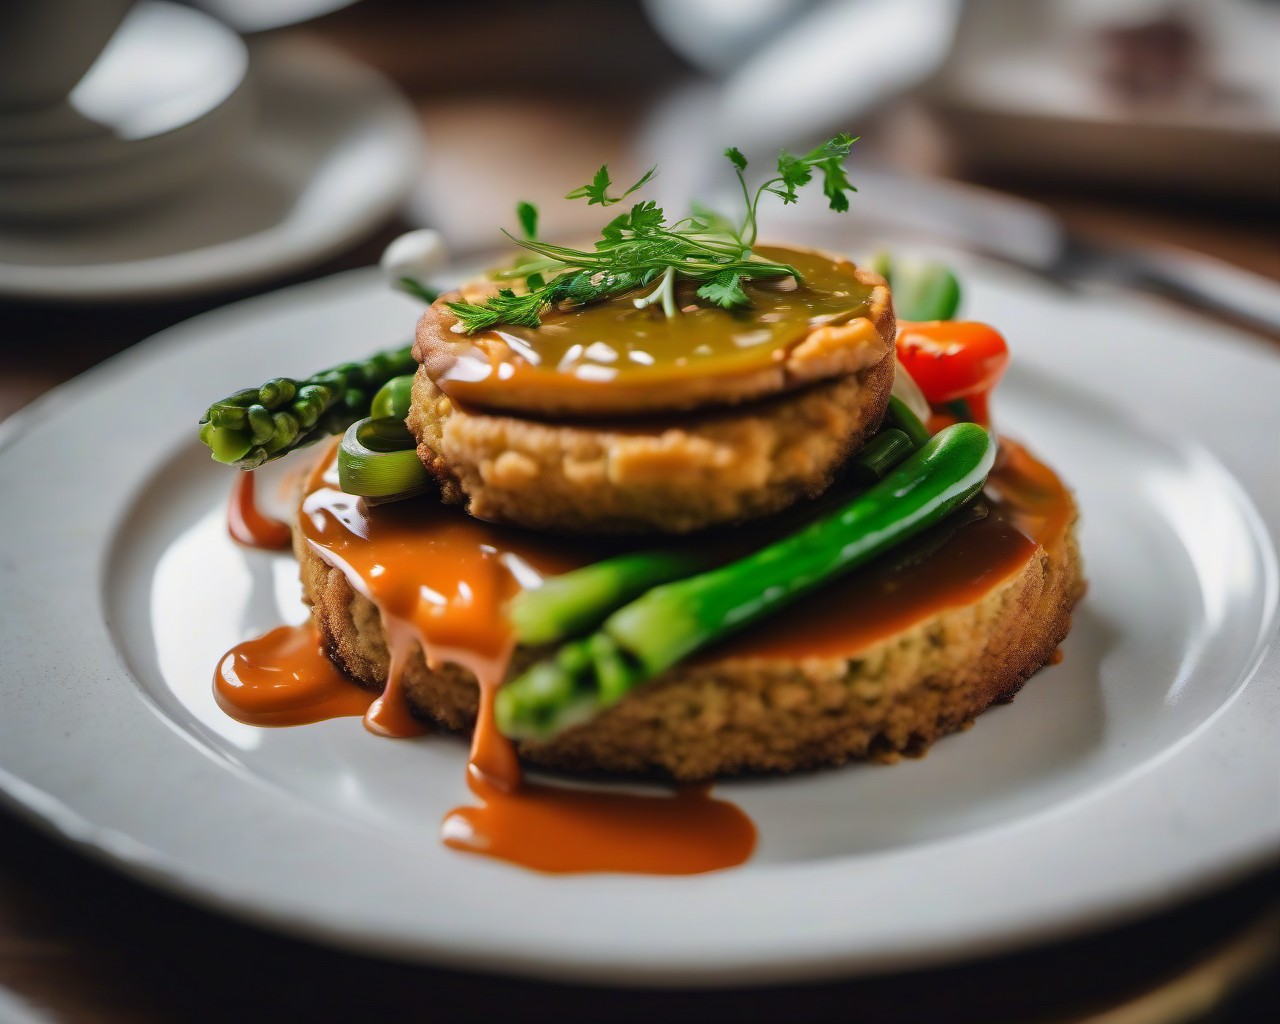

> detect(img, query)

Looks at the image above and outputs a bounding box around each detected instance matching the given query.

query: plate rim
[1,262,1278,987]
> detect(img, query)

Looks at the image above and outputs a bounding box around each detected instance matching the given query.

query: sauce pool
[214,437,1073,875]
[215,624,374,726]
[227,471,291,550]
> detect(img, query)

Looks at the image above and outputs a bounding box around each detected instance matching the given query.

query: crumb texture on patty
[407,350,895,535]
[297,503,1084,781]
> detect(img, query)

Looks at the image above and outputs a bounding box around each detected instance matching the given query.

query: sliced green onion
[887,395,932,449]
[338,417,430,499]
[370,374,416,422]
[850,428,913,483]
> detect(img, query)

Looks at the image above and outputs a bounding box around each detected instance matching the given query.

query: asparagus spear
[198,347,417,469]
[496,422,996,741]
[509,550,709,647]
[510,425,919,647]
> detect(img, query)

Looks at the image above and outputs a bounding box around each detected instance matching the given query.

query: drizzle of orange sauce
[227,471,291,550]
[444,774,756,875]
[441,671,757,874]
[214,624,374,726]
[711,513,1035,662]
[290,452,759,872]
[219,435,1070,874]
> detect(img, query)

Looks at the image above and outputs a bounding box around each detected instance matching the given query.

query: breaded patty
[297,504,1084,781]
[407,349,895,534]
[413,247,894,418]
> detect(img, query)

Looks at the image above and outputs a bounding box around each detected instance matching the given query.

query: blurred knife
[640,0,1280,336]
[833,168,1280,337]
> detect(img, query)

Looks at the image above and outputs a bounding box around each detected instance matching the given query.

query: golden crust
[412,257,895,418]
[296,504,1084,781]
[406,350,895,535]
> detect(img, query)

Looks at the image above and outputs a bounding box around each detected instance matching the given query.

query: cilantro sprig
[447,134,859,334]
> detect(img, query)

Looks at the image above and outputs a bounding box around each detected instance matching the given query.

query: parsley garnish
[447,134,859,333]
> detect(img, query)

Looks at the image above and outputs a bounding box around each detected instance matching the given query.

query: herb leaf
[566,165,657,207]
[696,271,749,310]
[448,135,859,334]
[515,201,539,240]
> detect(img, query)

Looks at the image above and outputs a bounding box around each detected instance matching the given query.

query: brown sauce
[215,624,374,726]
[710,512,1036,662]
[227,471,291,550]
[444,775,756,875]
[216,437,1072,874]
[437,246,876,404]
[443,669,757,874]
[986,437,1075,546]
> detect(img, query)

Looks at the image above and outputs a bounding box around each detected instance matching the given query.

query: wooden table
[2,2,1277,1020]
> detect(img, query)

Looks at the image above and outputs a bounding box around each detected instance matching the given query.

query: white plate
[0,257,1278,986]
[0,37,420,302]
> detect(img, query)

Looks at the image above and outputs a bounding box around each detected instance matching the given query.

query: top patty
[414,246,894,418]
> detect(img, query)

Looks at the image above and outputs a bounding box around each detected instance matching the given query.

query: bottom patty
[298,506,1084,781]
[407,351,895,535]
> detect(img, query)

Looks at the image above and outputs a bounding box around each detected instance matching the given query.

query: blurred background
[1,0,1278,426]
[0,1,1278,1021]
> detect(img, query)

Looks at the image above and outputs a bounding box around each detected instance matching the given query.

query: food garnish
[496,422,997,741]
[445,134,861,334]
[337,416,429,500]
[201,169,1084,872]
[199,347,417,469]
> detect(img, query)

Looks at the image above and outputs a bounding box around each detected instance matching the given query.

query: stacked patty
[296,249,1084,778]
[300,513,1081,779]
[408,252,896,534]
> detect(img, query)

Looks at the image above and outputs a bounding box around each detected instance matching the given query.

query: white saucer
[0,37,421,302]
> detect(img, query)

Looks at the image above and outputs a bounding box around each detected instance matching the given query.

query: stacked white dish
[0,1,251,224]
[0,0,422,301]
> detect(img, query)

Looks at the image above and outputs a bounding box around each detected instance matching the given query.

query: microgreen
[565,165,657,207]
[515,200,539,240]
[447,135,859,334]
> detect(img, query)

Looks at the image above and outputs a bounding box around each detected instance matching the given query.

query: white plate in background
[0,38,420,302]
[0,254,1276,985]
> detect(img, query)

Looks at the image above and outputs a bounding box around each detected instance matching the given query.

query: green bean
[497,423,997,740]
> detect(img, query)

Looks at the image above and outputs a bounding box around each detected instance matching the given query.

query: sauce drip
[215,624,374,726]
[444,775,756,875]
[219,437,1072,874]
[227,471,291,550]
[291,453,759,873]
[438,246,876,404]
[443,670,757,874]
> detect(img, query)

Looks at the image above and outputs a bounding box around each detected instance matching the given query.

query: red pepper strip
[896,320,1010,427]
